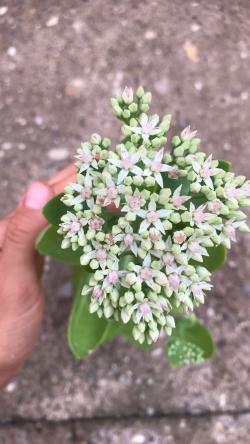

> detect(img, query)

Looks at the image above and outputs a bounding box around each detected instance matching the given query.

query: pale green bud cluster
[58,86,250,345]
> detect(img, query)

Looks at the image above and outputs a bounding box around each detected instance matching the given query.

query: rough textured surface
[0,0,250,441]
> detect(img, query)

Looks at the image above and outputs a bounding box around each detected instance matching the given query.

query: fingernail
[24,182,50,209]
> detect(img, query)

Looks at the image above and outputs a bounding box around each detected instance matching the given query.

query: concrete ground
[0,0,250,442]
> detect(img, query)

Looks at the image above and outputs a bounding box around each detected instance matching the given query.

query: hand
[0,164,75,387]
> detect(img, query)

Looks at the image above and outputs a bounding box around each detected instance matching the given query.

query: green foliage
[166,316,215,366]
[163,176,190,195]
[42,193,67,226]
[36,225,82,266]
[218,160,231,172]
[68,271,120,358]
[201,244,227,272]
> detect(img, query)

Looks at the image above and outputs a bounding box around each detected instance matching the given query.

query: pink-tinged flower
[191,282,212,303]
[168,165,181,179]
[108,146,143,184]
[92,287,103,300]
[67,173,94,208]
[191,154,220,189]
[59,211,85,242]
[224,183,241,201]
[173,230,186,244]
[142,148,173,188]
[121,190,143,216]
[80,241,115,270]
[114,225,141,256]
[208,199,223,214]
[95,179,121,208]
[136,302,153,323]
[181,235,209,260]
[169,273,180,290]
[75,144,99,173]
[241,180,250,196]
[170,185,190,209]
[89,216,104,231]
[101,263,127,290]
[181,125,197,141]
[149,228,162,243]
[137,200,171,234]
[127,113,160,142]
[220,220,243,248]
[122,86,134,104]
[189,203,213,229]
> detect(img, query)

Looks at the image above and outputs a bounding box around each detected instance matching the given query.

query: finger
[47,163,76,186]
[50,170,77,195]
[0,219,8,250]
[2,182,53,265]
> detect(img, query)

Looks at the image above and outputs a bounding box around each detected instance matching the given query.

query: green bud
[170,213,181,224]
[124,291,134,304]
[133,282,142,292]
[152,137,161,148]
[108,165,117,175]
[131,133,140,144]
[138,248,147,259]
[102,137,111,148]
[145,176,156,187]
[135,291,145,302]
[90,259,99,270]
[140,103,150,113]
[136,86,145,98]
[96,232,105,242]
[122,109,131,119]
[184,227,194,237]
[190,182,201,193]
[174,146,184,157]
[125,211,136,222]
[172,135,181,147]
[142,92,152,104]
[159,188,171,204]
[86,229,95,240]
[91,133,102,145]
[128,103,138,113]
[133,175,144,186]
[163,220,173,230]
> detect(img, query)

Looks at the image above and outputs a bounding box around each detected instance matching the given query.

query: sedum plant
[37,86,250,366]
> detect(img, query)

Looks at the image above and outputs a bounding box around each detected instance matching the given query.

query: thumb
[3,182,53,264]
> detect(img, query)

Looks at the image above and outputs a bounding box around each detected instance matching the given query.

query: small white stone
[2,142,12,150]
[132,434,145,444]
[0,6,8,15]
[46,16,59,27]
[72,21,83,32]
[0,151,4,158]
[191,23,201,32]
[16,117,27,126]
[144,30,157,40]
[154,78,169,94]
[7,46,16,57]
[34,115,44,125]
[219,393,227,408]
[18,143,26,150]
[146,406,155,416]
[48,147,70,160]
[194,80,203,91]
[207,307,215,317]
[240,51,248,59]
[241,91,248,101]
[5,382,17,393]
[151,347,163,357]
[223,142,231,151]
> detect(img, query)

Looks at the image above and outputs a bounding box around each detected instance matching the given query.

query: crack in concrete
[1,409,250,427]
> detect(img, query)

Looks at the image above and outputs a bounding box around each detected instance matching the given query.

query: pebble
[219,393,227,408]
[144,30,157,40]
[72,21,83,33]
[7,46,16,57]
[65,78,85,97]
[207,307,215,317]
[34,115,44,126]
[223,142,231,151]
[18,143,26,150]
[183,40,199,63]
[241,91,248,101]
[0,6,8,15]
[151,347,163,358]
[48,147,70,160]
[5,382,17,393]
[191,23,201,32]
[132,434,145,444]
[2,142,12,150]
[46,16,59,27]
[154,78,169,94]
[16,117,27,126]
[194,80,203,91]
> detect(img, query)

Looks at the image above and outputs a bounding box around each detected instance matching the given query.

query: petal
[140,113,148,126]
[155,147,164,161]
[132,165,144,175]
[154,219,165,234]
[117,169,128,184]
[131,242,138,256]
[155,172,163,188]
[109,158,121,167]
[204,177,214,189]
[157,209,170,217]
[148,200,156,211]
[143,253,151,267]
[139,220,150,232]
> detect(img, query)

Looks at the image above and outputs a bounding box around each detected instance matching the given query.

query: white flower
[121,190,144,216]
[75,143,99,173]
[114,225,142,256]
[59,212,85,244]
[191,154,220,189]
[142,148,173,187]
[137,200,171,234]
[94,177,121,208]
[64,173,94,208]
[220,220,242,248]
[170,185,191,209]
[108,145,143,184]
[191,281,212,304]
[128,114,160,141]
[80,241,116,270]
[181,125,197,141]
[181,235,209,260]
[189,203,213,229]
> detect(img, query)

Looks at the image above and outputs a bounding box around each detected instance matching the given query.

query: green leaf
[218,160,231,172]
[202,244,227,272]
[68,271,110,358]
[163,176,190,195]
[42,193,68,226]
[36,225,82,266]
[166,316,215,367]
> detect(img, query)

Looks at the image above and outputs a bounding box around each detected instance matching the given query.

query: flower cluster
[58,86,250,345]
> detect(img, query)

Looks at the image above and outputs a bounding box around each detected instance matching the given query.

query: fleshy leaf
[36,225,82,266]
[42,193,68,226]
[68,271,110,358]
[163,176,190,195]
[202,244,227,272]
[166,317,215,367]
[218,160,231,172]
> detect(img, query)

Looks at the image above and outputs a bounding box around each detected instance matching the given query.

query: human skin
[0,164,76,387]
